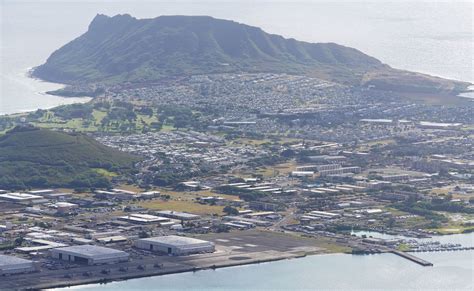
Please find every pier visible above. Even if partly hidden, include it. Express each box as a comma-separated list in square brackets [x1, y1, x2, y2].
[391, 250, 433, 266]
[410, 246, 474, 252]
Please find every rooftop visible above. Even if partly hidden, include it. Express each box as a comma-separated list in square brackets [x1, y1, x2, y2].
[0, 254, 32, 267]
[0, 193, 42, 201]
[155, 210, 200, 219]
[119, 213, 170, 223]
[0, 255, 31, 269]
[138, 235, 212, 246]
[52, 245, 128, 258]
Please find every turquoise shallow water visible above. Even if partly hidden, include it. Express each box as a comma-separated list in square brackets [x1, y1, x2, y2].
[55, 233, 474, 291]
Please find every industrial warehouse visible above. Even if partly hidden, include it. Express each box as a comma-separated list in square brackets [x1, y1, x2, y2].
[0, 254, 36, 275]
[50, 245, 130, 265]
[135, 235, 215, 255]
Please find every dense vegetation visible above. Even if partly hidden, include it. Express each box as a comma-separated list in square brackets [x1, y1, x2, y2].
[391, 196, 457, 227]
[421, 197, 474, 214]
[0, 126, 140, 190]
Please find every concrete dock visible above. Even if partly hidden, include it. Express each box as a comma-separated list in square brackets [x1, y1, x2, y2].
[391, 250, 433, 266]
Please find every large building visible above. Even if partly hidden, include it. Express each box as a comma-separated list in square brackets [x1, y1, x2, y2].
[118, 213, 171, 225]
[0, 192, 44, 204]
[154, 210, 200, 221]
[0, 254, 36, 275]
[50, 245, 129, 265]
[135, 235, 215, 255]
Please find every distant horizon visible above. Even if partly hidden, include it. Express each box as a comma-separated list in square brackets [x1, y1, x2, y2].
[0, 2, 473, 291]
[2, 1, 472, 114]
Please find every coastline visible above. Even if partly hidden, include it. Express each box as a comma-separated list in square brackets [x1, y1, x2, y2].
[457, 85, 474, 99]
[0, 96, 92, 117]
[37, 248, 316, 290]
[45, 251, 474, 291]
[0, 68, 92, 117]
[41, 231, 474, 290]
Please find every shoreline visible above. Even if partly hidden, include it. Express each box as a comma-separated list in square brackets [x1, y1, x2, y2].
[457, 85, 474, 99]
[0, 69, 93, 117]
[37, 250, 314, 290]
[38, 249, 474, 291]
[37, 247, 474, 290]
[0, 96, 92, 117]
[5, 229, 469, 290]
[39, 239, 474, 291]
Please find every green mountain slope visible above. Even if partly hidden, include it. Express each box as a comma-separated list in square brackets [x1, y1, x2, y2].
[32, 14, 384, 84]
[33, 14, 469, 94]
[0, 126, 139, 190]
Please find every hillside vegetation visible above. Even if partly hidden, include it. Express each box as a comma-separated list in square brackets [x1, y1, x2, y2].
[33, 14, 383, 85]
[32, 14, 469, 94]
[0, 126, 140, 190]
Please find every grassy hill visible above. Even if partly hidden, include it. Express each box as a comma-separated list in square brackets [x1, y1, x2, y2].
[0, 126, 140, 190]
[32, 14, 470, 95]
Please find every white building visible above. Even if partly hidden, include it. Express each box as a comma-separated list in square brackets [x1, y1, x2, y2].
[135, 235, 215, 255]
[418, 121, 462, 129]
[316, 164, 342, 171]
[0, 255, 36, 275]
[118, 213, 171, 225]
[307, 210, 341, 219]
[295, 165, 319, 171]
[50, 245, 129, 265]
[154, 210, 200, 221]
[0, 193, 43, 203]
[291, 171, 314, 177]
[27, 189, 55, 195]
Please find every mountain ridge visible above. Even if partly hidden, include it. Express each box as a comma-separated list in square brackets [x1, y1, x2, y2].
[33, 14, 470, 95]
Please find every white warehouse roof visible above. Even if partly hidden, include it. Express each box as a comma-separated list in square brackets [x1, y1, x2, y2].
[0, 254, 35, 273]
[138, 235, 213, 247]
[135, 235, 215, 255]
[0, 254, 32, 267]
[51, 245, 128, 260]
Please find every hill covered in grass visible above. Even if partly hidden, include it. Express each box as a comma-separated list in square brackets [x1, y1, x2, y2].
[32, 14, 469, 94]
[0, 126, 140, 190]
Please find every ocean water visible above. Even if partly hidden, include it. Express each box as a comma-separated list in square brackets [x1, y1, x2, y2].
[1, 0, 473, 115]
